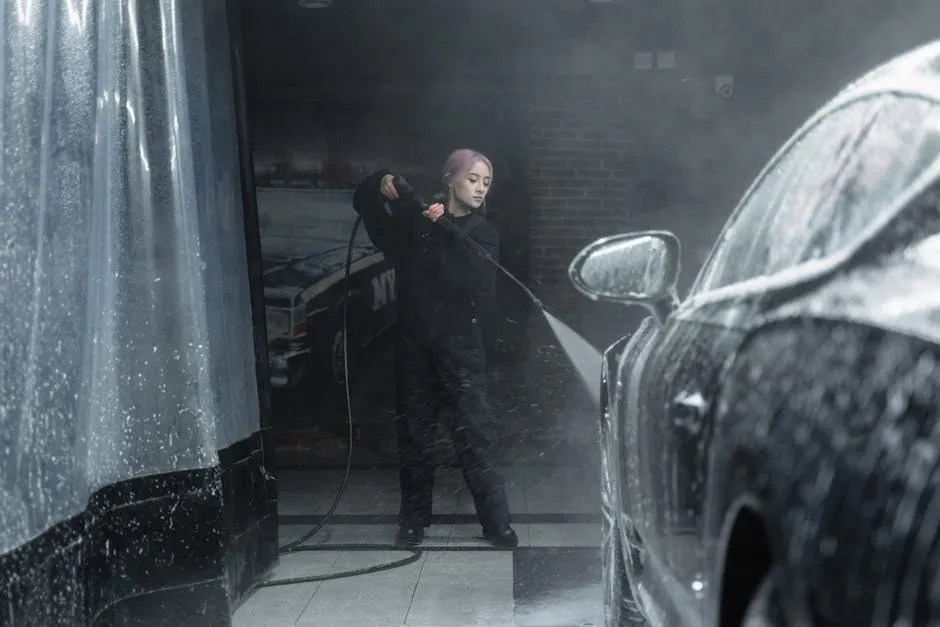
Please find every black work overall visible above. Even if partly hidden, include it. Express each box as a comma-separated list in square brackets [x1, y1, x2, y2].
[352, 170, 511, 534]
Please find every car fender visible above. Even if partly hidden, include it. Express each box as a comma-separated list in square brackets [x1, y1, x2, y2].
[703, 318, 812, 627]
[611, 317, 661, 553]
[705, 312, 940, 626]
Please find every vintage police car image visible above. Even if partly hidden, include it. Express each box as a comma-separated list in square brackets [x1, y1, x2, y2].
[257, 186, 399, 398]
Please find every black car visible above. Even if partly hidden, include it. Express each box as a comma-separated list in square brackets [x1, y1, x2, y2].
[258, 186, 398, 392]
[569, 41, 940, 626]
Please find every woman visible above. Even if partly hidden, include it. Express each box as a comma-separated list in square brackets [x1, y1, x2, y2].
[352, 149, 517, 547]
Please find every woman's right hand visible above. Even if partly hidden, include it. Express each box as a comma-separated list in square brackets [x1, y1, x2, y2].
[380, 174, 399, 200]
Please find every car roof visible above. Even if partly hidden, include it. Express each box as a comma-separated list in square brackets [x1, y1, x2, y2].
[828, 39, 940, 108]
[783, 39, 940, 168]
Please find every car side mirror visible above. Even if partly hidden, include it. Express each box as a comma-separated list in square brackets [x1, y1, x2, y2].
[568, 231, 681, 324]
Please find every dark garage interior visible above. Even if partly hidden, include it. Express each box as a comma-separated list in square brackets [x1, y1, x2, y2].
[241, 0, 940, 464]
[240, 1, 940, 624]
[1, 0, 940, 625]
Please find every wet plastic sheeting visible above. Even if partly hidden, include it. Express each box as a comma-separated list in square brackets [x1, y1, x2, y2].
[191, 0, 260, 449]
[0, 0, 257, 556]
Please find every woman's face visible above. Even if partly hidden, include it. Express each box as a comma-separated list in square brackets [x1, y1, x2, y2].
[451, 160, 492, 209]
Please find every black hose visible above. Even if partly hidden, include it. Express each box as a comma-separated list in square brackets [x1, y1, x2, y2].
[255, 215, 423, 589]
[257, 543, 513, 589]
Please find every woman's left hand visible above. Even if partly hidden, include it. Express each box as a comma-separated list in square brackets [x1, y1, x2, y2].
[423, 203, 445, 222]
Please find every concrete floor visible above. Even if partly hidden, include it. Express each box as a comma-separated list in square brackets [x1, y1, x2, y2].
[234, 463, 604, 626]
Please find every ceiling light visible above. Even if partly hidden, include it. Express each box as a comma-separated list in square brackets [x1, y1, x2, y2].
[298, 0, 332, 7]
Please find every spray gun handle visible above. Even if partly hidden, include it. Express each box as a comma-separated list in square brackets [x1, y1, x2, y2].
[392, 175, 429, 213]
[392, 175, 466, 241]
[392, 175, 549, 315]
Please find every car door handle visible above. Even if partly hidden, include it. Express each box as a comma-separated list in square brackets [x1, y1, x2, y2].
[671, 389, 710, 433]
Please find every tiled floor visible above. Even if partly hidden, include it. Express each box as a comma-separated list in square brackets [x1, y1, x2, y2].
[234, 464, 604, 627]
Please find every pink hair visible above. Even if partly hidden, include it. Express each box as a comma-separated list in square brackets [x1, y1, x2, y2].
[441, 149, 493, 187]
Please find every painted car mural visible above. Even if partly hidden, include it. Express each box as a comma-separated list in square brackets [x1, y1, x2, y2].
[258, 186, 398, 391]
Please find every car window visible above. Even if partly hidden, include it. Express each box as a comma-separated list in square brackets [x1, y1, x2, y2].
[257, 187, 375, 261]
[694, 113, 844, 291]
[694, 95, 940, 293]
[766, 96, 940, 271]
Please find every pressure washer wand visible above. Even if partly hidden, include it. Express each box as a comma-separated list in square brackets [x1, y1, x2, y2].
[391, 175, 547, 313]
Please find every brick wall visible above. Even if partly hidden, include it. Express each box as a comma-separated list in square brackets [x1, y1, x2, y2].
[528, 91, 636, 308]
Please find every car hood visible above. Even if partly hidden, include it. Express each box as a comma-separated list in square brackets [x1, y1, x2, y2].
[263, 242, 379, 294]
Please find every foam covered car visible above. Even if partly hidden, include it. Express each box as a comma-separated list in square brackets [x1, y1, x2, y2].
[258, 186, 398, 391]
[570, 41, 940, 626]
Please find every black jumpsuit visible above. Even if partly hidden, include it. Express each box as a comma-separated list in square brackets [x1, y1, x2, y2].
[352, 170, 512, 535]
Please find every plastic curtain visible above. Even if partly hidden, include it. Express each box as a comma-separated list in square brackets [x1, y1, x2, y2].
[0, 0, 259, 556]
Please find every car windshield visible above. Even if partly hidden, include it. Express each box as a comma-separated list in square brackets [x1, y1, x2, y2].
[691, 94, 940, 295]
[765, 97, 940, 270]
[257, 187, 376, 262]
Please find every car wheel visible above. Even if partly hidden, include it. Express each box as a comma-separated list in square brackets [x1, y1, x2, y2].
[741, 568, 785, 627]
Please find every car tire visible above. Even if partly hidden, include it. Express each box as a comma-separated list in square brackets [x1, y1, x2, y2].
[740, 567, 786, 627]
